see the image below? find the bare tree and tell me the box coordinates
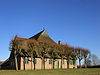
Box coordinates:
[75,47,84,68]
[10,36,26,70]
[83,49,90,68]
[91,54,100,65]
[27,39,39,70]
[57,44,65,69]
[63,45,73,69]
[48,44,59,69]
[71,47,77,68]
[38,42,49,70]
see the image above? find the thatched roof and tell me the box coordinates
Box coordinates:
[10,36,39,57]
[29,29,56,44]
[9,30,63,58]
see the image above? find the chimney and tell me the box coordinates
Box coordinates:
[58,40,61,45]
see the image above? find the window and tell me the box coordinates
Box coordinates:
[69,60,73,65]
[62,59,64,64]
[33,59,37,64]
[49,59,52,64]
[25,57,29,64]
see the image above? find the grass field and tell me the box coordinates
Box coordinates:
[0,68,100,75]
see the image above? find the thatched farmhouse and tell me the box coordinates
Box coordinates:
[1,29,77,70]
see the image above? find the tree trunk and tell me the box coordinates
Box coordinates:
[53,59,55,69]
[79,59,81,68]
[23,57,25,70]
[84,58,87,68]
[44,58,45,70]
[42,57,45,70]
[34,57,36,70]
[67,56,70,69]
[15,55,18,70]
[61,57,63,69]
[41,57,45,70]
[31,54,33,70]
[73,58,76,68]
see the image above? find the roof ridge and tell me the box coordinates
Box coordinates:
[29,29,49,39]
[41,29,48,36]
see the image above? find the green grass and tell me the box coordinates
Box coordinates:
[0,68,100,75]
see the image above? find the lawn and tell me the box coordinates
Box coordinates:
[0,68,100,75]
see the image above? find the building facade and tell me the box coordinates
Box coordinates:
[1,30,77,70]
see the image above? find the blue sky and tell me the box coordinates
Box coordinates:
[0,0,100,61]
